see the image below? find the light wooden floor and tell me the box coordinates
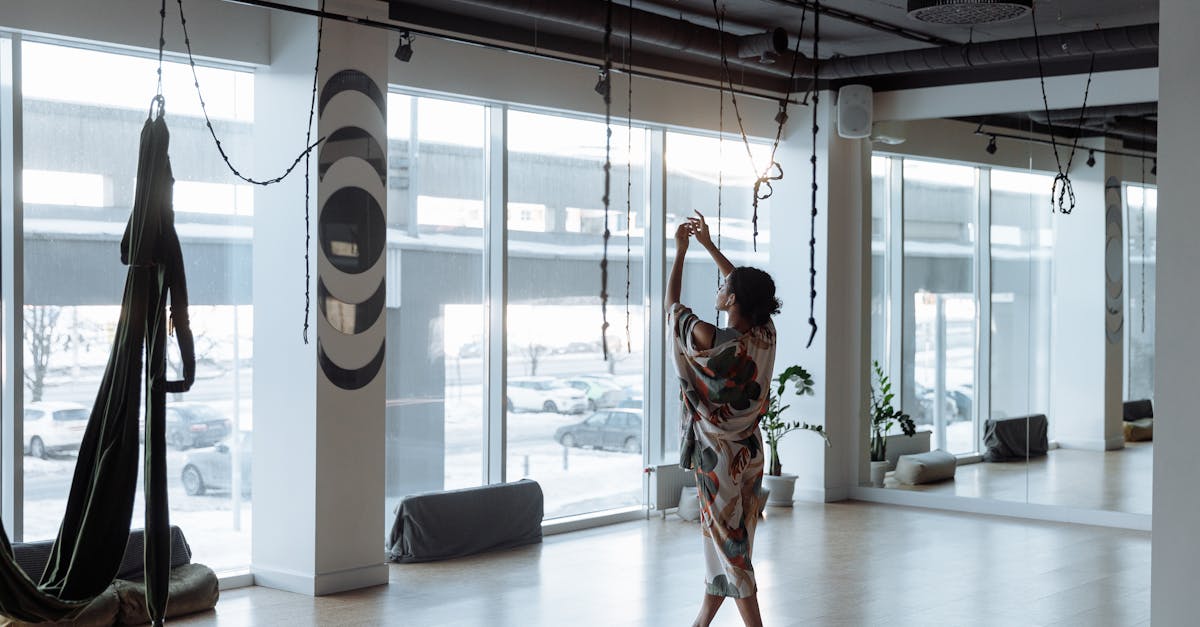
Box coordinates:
[174,501,1150,626]
[886,442,1153,514]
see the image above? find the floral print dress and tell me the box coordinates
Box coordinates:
[669,303,777,598]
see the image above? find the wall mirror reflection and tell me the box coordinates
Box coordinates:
[865,102,1155,516]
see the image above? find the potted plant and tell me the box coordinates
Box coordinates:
[761,365,830,506]
[868,360,915,487]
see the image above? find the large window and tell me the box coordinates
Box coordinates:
[19,40,253,574]
[663,132,773,460]
[383,93,487,514]
[505,109,647,519]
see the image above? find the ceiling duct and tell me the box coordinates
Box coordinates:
[907,0,1033,25]
[816,23,1157,81]
[438,0,800,78]
[736,28,789,64]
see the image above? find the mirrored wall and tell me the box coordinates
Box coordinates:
[866,110,1156,517]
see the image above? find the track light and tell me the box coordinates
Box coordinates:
[1086,150,1096,167]
[394,32,414,62]
[985,135,997,155]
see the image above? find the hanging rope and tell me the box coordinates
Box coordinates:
[302,2,325,344]
[1031,4,1095,215]
[599,0,614,360]
[716,4,724,325]
[175,0,325,343]
[625,0,634,354]
[1139,116,1148,334]
[711,0,807,252]
[156,0,166,98]
[805,1,820,348]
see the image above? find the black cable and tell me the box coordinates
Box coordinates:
[1031,4,1095,215]
[156,0,166,98]
[716,4,724,324]
[711,0,806,252]
[175,0,325,343]
[302,2,326,344]
[625,0,633,354]
[806,1,820,348]
[600,0,614,361]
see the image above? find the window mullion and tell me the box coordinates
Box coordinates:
[0,33,24,539]
[483,104,507,485]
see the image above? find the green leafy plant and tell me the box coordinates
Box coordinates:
[762,365,830,476]
[869,360,915,463]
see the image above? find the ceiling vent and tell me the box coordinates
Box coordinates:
[907,0,1034,25]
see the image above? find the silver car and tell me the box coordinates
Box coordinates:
[23,401,89,458]
[181,432,252,497]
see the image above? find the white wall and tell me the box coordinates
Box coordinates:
[0,0,269,65]
[251,3,319,592]
[385,28,780,135]
[1152,0,1200,622]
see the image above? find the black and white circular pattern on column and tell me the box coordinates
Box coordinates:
[317,68,387,390]
[1104,176,1124,346]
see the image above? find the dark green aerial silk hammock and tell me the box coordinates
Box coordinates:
[0,96,194,625]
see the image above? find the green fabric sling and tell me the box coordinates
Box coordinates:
[0,98,194,626]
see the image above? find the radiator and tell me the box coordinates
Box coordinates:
[647,463,695,513]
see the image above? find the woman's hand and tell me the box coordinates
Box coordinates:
[674,221,691,253]
[688,210,713,249]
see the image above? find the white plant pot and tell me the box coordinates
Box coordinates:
[870,461,889,487]
[762,473,797,507]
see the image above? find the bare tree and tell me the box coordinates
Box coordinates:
[165,327,226,401]
[24,305,68,403]
[522,342,547,376]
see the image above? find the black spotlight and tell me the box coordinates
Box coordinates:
[1152,159,1157,176]
[594,70,611,98]
[394,33,414,62]
[985,135,997,155]
[1086,150,1096,167]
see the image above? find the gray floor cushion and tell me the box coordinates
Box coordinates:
[983,414,1049,462]
[388,479,544,563]
[112,563,220,625]
[0,587,119,627]
[1124,417,1153,441]
[894,450,957,485]
[1123,399,1154,422]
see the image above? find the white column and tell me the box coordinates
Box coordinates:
[1153,0,1200,622]
[771,94,866,501]
[1049,144,1124,451]
[252,1,388,595]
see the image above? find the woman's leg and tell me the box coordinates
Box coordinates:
[692,593,726,627]
[733,594,764,627]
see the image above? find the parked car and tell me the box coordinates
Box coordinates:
[914,384,964,425]
[23,401,89,458]
[507,377,588,414]
[617,398,643,409]
[555,408,642,453]
[166,403,232,451]
[181,431,252,496]
[562,376,625,410]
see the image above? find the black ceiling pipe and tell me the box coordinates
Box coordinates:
[1027,102,1157,124]
[811,23,1158,83]
[435,0,804,78]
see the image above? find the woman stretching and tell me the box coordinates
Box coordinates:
[668,211,780,627]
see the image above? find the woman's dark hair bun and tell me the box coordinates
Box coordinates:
[728,266,780,327]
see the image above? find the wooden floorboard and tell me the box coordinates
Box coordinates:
[172,501,1151,626]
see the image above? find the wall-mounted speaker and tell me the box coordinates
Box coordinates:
[837,84,873,139]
